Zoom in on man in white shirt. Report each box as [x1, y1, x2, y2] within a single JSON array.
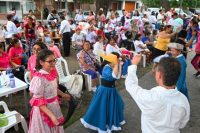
[[59, 15, 71, 57], [156, 9, 164, 29], [173, 13, 183, 31], [6, 14, 18, 45], [125, 55, 190, 133], [11, 8, 19, 25], [149, 12, 157, 29]]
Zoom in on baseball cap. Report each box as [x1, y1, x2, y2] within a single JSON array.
[[168, 43, 183, 50]]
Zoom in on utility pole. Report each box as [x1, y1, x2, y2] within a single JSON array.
[[195, 0, 197, 9], [65, 0, 68, 12], [180, 0, 183, 10]]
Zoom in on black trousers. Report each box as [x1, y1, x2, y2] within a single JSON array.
[[152, 48, 166, 59], [63, 32, 71, 57]]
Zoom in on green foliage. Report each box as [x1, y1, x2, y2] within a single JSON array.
[[80, 0, 95, 4], [142, 0, 161, 7], [142, 0, 200, 8]]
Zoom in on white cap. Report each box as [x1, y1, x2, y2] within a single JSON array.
[[52, 19, 57, 24], [168, 43, 183, 50]]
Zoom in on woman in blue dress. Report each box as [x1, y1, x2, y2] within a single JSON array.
[[80, 52, 125, 133]]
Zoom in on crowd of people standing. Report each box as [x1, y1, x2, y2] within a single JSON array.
[[0, 6, 200, 133]]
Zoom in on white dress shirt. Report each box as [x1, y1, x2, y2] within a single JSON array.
[[86, 31, 97, 43], [93, 41, 104, 58], [75, 14, 85, 23], [125, 65, 190, 133], [106, 44, 122, 55], [134, 40, 147, 53], [6, 21, 18, 38], [157, 13, 164, 24], [59, 20, 71, 34], [149, 15, 157, 24], [71, 32, 85, 45], [104, 23, 114, 33]]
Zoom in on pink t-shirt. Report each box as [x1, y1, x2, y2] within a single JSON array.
[[8, 46, 24, 65], [87, 15, 95, 21], [28, 54, 37, 71], [48, 45, 61, 58], [0, 52, 10, 68]]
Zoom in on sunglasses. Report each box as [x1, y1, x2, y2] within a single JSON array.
[[44, 58, 57, 64]]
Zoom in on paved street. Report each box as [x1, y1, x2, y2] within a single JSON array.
[[65, 52, 200, 133]]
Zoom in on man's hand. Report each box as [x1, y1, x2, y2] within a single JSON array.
[[132, 53, 142, 65]]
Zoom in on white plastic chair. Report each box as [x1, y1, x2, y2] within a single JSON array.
[[0, 101, 28, 133], [55, 57, 71, 84], [24, 71, 31, 85], [130, 51, 146, 68], [82, 72, 92, 91]]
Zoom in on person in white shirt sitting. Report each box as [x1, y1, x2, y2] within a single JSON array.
[[104, 19, 115, 40], [106, 37, 131, 78], [75, 10, 85, 24], [125, 55, 190, 133], [93, 35, 105, 62], [134, 34, 152, 63], [71, 26, 85, 51], [86, 25, 97, 46]]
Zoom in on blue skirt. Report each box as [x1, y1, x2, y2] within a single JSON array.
[[80, 85, 125, 132]]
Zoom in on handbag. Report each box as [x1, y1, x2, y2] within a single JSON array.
[[94, 62, 102, 72], [61, 74, 83, 98], [83, 49, 102, 74]]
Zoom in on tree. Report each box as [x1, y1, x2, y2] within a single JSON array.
[[95, 0, 111, 16], [141, 0, 200, 9], [160, 0, 170, 11], [79, 0, 110, 17], [34, 0, 45, 20]]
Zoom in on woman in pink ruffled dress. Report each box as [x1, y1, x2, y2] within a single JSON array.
[[28, 49, 65, 133]]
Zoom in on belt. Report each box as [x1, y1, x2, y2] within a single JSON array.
[[46, 96, 61, 103], [101, 78, 115, 88], [63, 32, 70, 34]]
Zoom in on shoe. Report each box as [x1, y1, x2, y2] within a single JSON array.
[[92, 86, 97, 92], [121, 74, 127, 79], [194, 72, 200, 78], [193, 72, 200, 76], [195, 74, 200, 79], [72, 45, 77, 50]]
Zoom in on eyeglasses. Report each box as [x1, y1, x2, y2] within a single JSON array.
[[33, 48, 41, 52], [44, 58, 57, 64]]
